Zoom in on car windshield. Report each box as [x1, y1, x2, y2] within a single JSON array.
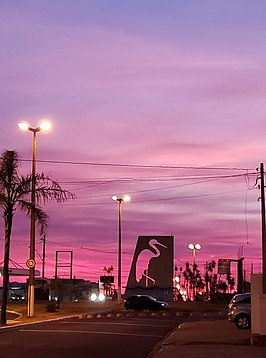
[[136, 295, 156, 301], [231, 294, 251, 304]]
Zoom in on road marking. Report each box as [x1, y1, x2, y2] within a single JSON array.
[[19, 329, 163, 338], [60, 321, 175, 328], [130, 318, 176, 324]]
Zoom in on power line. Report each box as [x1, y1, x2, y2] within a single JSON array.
[[21, 158, 253, 171], [60, 173, 257, 185], [44, 239, 131, 255], [80, 246, 131, 255], [75, 173, 257, 199], [60, 188, 251, 206]]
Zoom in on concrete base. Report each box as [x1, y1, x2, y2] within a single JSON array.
[[251, 334, 266, 346], [251, 274, 266, 343]]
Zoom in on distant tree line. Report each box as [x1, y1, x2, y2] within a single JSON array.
[[174, 260, 240, 301]]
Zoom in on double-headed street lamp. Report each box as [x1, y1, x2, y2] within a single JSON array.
[[18, 120, 51, 317], [112, 194, 131, 301], [188, 243, 202, 266], [188, 243, 201, 300]]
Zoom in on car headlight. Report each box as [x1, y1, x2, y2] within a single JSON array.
[[98, 293, 106, 302], [90, 293, 97, 302]]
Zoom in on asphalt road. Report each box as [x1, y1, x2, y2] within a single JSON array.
[[0, 313, 188, 358]]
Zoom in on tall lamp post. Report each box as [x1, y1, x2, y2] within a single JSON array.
[[188, 243, 201, 299], [188, 243, 201, 266], [259, 163, 266, 294], [18, 120, 51, 317], [112, 194, 131, 301]]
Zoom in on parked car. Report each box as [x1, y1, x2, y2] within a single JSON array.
[[10, 292, 26, 301], [124, 295, 168, 311], [227, 292, 251, 329]]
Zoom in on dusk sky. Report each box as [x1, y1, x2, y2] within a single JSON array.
[[1, 1, 266, 289]]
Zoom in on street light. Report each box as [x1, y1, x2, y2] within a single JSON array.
[[188, 243, 202, 266], [112, 194, 131, 301], [188, 243, 201, 300], [18, 120, 51, 317]]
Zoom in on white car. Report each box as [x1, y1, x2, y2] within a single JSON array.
[[227, 293, 251, 329]]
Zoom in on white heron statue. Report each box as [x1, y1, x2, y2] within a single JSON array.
[[135, 238, 167, 287]]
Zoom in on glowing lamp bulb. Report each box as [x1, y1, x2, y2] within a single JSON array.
[[39, 121, 51, 131], [18, 122, 29, 131]]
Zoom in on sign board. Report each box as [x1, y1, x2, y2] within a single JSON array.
[[0, 267, 40, 276], [218, 259, 231, 275], [126, 235, 174, 289], [100, 276, 114, 283]]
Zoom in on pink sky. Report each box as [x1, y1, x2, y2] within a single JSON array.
[[1, 1, 266, 289]]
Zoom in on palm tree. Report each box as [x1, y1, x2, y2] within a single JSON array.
[[205, 260, 216, 300], [103, 266, 114, 275], [183, 261, 193, 299], [0, 150, 75, 324], [103, 266, 114, 297], [226, 273, 235, 293]]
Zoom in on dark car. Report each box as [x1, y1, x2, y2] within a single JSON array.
[[227, 293, 251, 329], [124, 295, 168, 311]]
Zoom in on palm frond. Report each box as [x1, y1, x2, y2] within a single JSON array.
[[34, 173, 76, 204], [0, 151, 21, 189], [0, 192, 7, 206], [18, 200, 48, 236], [13, 174, 33, 201], [0, 150, 75, 236]]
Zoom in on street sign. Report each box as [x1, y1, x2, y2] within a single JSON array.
[[100, 276, 114, 283], [26, 259, 36, 268], [0, 267, 40, 276], [218, 259, 231, 274]]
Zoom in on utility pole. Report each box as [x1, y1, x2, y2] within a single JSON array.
[[205, 261, 209, 300], [259, 163, 266, 294], [237, 257, 244, 294], [41, 235, 46, 278]]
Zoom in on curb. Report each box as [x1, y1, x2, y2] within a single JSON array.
[[0, 309, 224, 333], [71, 309, 224, 320], [0, 308, 114, 334]]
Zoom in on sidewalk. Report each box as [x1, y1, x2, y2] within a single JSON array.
[[149, 319, 266, 358]]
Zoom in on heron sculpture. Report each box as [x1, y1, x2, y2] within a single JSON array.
[[135, 238, 167, 287]]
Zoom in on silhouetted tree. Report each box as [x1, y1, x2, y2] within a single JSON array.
[[205, 260, 216, 299], [103, 266, 114, 296], [218, 280, 228, 293], [0, 150, 75, 324], [183, 261, 193, 297], [226, 273, 235, 293]]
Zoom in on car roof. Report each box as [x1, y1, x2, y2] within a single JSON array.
[[234, 293, 250, 298], [231, 293, 250, 302], [128, 295, 154, 298]]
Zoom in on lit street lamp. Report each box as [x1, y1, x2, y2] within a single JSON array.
[[188, 243, 202, 266], [112, 194, 131, 301], [188, 243, 202, 299], [18, 120, 51, 317]]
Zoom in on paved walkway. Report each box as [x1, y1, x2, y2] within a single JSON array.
[[149, 319, 266, 358]]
